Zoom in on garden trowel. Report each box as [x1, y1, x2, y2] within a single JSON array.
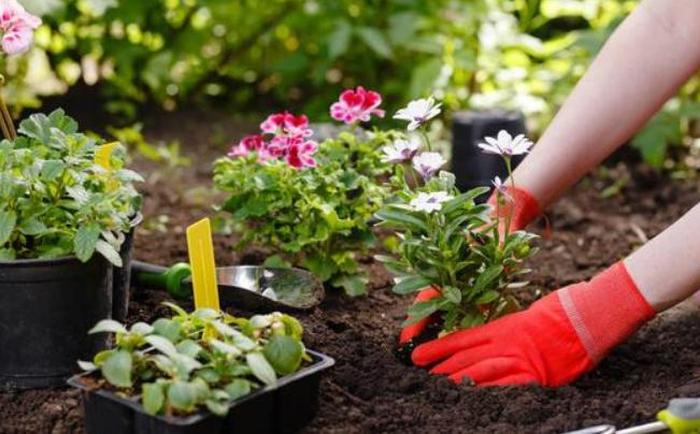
[[131, 260, 324, 311], [563, 397, 700, 433]]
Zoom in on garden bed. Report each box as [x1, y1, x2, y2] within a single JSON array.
[[1, 113, 700, 434]]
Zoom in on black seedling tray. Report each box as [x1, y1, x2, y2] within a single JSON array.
[[68, 350, 334, 434]]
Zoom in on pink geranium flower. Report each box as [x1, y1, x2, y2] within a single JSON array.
[[260, 111, 312, 137], [286, 136, 318, 169], [0, 0, 41, 55], [330, 86, 385, 125], [227, 134, 266, 158]]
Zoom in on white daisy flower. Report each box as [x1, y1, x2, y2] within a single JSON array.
[[381, 136, 421, 163], [393, 97, 442, 131], [412, 151, 446, 179], [478, 130, 533, 157], [409, 191, 453, 213]]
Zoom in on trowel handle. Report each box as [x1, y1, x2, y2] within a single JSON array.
[[131, 260, 192, 299]]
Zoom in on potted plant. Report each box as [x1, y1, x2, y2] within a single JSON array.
[[70, 303, 334, 434], [213, 87, 402, 296], [374, 96, 538, 358], [0, 109, 143, 389]]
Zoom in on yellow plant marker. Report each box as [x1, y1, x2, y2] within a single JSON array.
[[95, 141, 119, 170], [186, 218, 220, 311]]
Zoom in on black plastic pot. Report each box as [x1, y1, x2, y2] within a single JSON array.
[[451, 110, 527, 200], [0, 255, 113, 389], [113, 214, 142, 322], [69, 350, 335, 434]]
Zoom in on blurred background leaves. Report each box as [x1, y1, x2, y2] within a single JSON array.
[[8, 0, 700, 171]]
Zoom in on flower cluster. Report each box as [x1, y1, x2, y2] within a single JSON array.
[[0, 0, 41, 55], [228, 112, 318, 169], [330, 86, 385, 125]]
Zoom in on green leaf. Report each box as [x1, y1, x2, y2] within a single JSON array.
[[142, 383, 165, 415], [263, 255, 291, 268], [442, 286, 461, 304], [0, 210, 16, 245], [328, 19, 351, 59], [40, 159, 65, 181], [89, 319, 127, 334], [74, 224, 100, 262], [440, 188, 490, 215], [0, 248, 15, 260], [225, 379, 251, 400], [205, 398, 229, 416], [263, 335, 303, 376], [152, 318, 182, 342], [102, 350, 132, 388], [404, 298, 441, 326], [476, 290, 500, 305], [392, 275, 432, 295], [95, 239, 123, 267], [355, 27, 392, 59], [332, 274, 368, 297], [167, 380, 198, 413], [474, 265, 504, 292], [176, 340, 203, 358], [246, 352, 277, 386], [19, 217, 47, 236], [145, 335, 178, 357], [375, 207, 428, 232]]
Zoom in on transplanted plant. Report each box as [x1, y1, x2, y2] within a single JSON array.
[[0, 109, 142, 265], [376, 97, 537, 334], [80, 303, 307, 417], [213, 87, 401, 296]]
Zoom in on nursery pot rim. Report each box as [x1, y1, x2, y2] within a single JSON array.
[[68, 349, 335, 426]]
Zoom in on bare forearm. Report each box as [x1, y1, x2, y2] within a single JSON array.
[[514, 0, 700, 208], [625, 202, 700, 311]]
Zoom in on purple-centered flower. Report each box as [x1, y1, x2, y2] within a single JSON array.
[[410, 191, 453, 213], [478, 130, 533, 157], [381, 136, 421, 163], [412, 151, 446, 179], [492, 176, 512, 201], [393, 97, 442, 131]]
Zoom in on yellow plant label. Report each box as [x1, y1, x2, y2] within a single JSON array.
[[95, 141, 119, 170], [186, 218, 220, 311]]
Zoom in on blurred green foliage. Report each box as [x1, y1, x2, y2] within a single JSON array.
[[8, 0, 700, 169]]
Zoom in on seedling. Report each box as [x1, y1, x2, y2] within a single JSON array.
[[80, 303, 308, 417], [0, 109, 142, 265], [377, 98, 538, 334]]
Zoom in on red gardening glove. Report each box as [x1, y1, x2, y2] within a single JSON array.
[[399, 287, 441, 344], [487, 185, 541, 233], [412, 262, 655, 387]]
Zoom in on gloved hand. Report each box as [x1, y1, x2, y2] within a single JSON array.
[[411, 262, 655, 387], [487, 185, 541, 233]]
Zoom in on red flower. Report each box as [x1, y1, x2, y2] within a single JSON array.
[[330, 86, 385, 125], [286, 137, 318, 169], [227, 134, 266, 158]]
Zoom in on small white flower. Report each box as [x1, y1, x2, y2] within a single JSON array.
[[412, 151, 446, 179], [478, 130, 533, 157], [410, 191, 453, 213], [393, 97, 442, 131], [381, 136, 421, 163]]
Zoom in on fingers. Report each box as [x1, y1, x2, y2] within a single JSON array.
[[415, 286, 441, 302], [399, 315, 433, 344], [412, 327, 489, 366], [430, 345, 497, 375], [446, 357, 528, 385]]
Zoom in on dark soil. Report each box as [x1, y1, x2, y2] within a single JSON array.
[[2, 112, 700, 434]]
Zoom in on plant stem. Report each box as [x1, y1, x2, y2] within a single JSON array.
[[406, 164, 421, 190], [503, 156, 514, 240], [0, 79, 15, 140], [420, 130, 432, 152]]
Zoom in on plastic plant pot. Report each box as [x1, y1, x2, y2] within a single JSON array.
[[113, 213, 142, 322], [451, 110, 527, 201], [0, 255, 113, 390], [69, 350, 335, 434]]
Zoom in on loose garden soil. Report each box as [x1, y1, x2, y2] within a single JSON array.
[[2, 111, 700, 434]]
